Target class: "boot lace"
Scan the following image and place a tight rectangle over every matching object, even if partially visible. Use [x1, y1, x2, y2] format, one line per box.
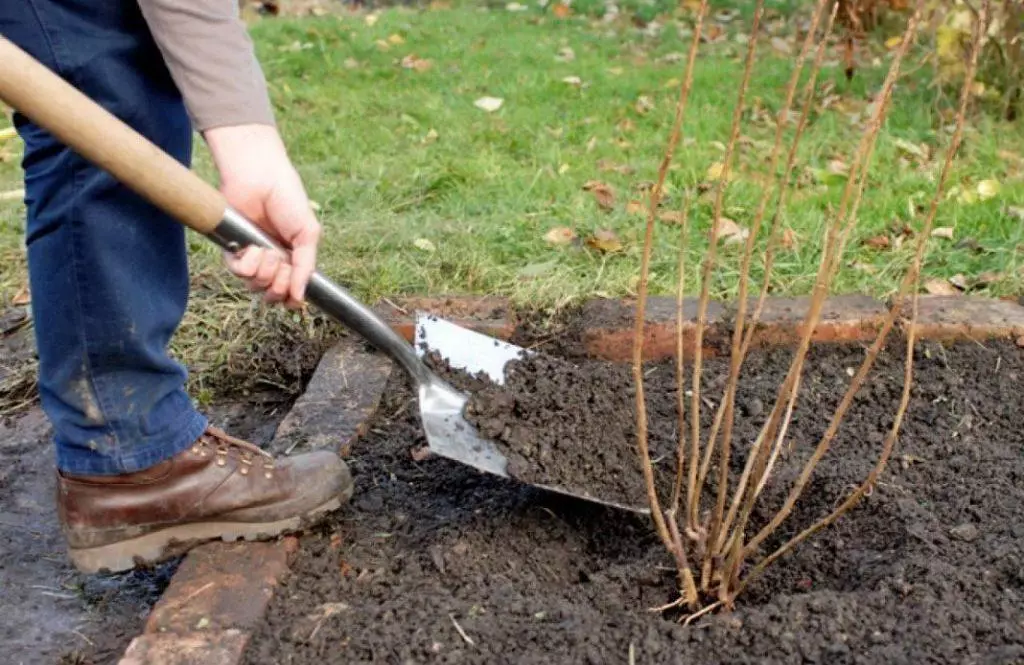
[191, 425, 276, 478]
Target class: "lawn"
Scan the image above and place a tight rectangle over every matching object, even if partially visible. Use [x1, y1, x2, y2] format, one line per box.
[1, 0, 1022, 396]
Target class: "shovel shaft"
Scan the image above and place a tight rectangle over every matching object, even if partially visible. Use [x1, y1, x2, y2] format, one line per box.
[0, 35, 432, 387]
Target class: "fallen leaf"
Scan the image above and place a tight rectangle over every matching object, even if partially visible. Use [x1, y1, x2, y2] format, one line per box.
[561, 75, 583, 87]
[413, 238, 437, 252]
[893, 138, 928, 160]
[411, 445, 431, 462]
[634, 95, 655, 115]
[344, 57, 360, 69]
[543, 227, 576, 245]
[586, 229, 623, 253]
[658, 210, 686, 224]
[557, 163, 570, 175]
[364, 12, 379, 26]
[715, 217, 748, 245]
[0, 188, 25, 202]
[308, 200, 321, 212]
[715, 8, 739, 22]
[924, 278, 959, 296]
[583, 180, 615, 211]
[827, 159, 849, 176]
[555, 46, 575, 62]
[552, 3, 571, 18]
[977, 179, 1001, 200]
[421, 128, 439, 144]
[770, 37, 792, 54]
[863, 235, 891, 250]
[474, 96, 504, 112]
[931, 227, 954, 240]
[11, 286, 29, 306]
[506, 2, 528, 10]
[659, 52, 685, 64]
[626, 200, 647, 216]
[851, 261, 876, 274]
[781, 227, 798, 249]
[606, 66, 623, 76]
[949, 274, 969, 290]
[375, 39, 391, 51]
[586, 136, 597, 152]
[885, 35, 903, 49]
[0, 127, 17, 141]
[1008, 206, 1024, 221]
[387, 33, 406, 45]
[706, 162, 726, 181]
[401, 54, 433, 71]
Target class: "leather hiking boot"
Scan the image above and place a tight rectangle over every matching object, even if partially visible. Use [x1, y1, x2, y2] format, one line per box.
[56, 426, 353, 574]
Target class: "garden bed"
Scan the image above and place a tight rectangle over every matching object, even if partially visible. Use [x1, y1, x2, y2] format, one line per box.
[241, 330, 1024, 664]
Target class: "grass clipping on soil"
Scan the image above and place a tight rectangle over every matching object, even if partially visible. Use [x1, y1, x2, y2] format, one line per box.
[466, 0, 992, 620]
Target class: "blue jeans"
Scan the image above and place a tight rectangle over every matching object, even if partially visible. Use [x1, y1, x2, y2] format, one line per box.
[1, 0, 208, 475]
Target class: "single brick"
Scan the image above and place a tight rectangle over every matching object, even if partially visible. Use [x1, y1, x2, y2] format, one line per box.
[901, 295, 1024, 340]
[119, 630, 248, 665]
[144, 538, 293, 634]
[268, 336, 393, 457]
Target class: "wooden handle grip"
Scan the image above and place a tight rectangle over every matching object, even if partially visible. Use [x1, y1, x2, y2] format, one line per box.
[0, 36, 226, 234]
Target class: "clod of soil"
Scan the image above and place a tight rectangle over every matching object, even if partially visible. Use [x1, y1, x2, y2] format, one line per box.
[462, 353, 648, 508]
[243, 337, 1024, 665]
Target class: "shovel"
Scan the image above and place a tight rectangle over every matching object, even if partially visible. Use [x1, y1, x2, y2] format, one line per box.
[0, 37, 642, 514]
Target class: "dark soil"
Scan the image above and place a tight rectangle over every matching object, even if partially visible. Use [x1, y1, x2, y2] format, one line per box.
[244, 336, 1024, 665]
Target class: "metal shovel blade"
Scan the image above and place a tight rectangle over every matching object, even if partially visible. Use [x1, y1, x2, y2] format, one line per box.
[414, 313, 650, 515]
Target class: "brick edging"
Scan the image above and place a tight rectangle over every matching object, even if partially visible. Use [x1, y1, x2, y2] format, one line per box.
[120, 293, 1024, 664]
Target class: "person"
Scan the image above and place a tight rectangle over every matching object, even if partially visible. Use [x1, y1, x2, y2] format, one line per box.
[0, 0, 352, 574]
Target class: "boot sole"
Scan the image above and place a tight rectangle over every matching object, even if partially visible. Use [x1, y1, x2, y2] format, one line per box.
[67, 496, 343, 575]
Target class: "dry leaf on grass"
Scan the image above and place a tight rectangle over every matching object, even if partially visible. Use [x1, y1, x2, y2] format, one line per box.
[561, 76, 583, 87]
[706, 162, 726, 182]
[626, 200, 647, 216]
[949, 274, 969, 291]
[555, 46, 575, 62]
[977, 179, 1001, 200]
[862, 235, 891, 250]
[474, 97, 504, 112]
[585, 229, 623, 253]
[634, 95, 655, 115]
[387, 33, 406, 45]
[658, 210, 686, 224]
[924, 279, 959, 296]
[582, 180, 615, 211]
[931, 227, 954, 240]
[543, 227, 577, 245]
[11, 286, 30, 306]
[552, 3, 571, 18]
[715, 217, 748, 245]
[770, 37, 792, 54]
[0, 188, 25, 202]
[781, 227, 798, 249]
[401, 55, 433, 71]
[413, 238, 437, 252]
[0, 127, 17, 142]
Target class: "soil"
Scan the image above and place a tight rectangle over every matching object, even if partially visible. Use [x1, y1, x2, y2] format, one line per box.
[243, 335, 1024, 664]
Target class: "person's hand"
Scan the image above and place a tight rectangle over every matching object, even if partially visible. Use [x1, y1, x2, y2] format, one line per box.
[204, 124, 320, 309]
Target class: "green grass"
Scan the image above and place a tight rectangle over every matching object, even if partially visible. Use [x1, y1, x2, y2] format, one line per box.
[2, 1, 1023, 313]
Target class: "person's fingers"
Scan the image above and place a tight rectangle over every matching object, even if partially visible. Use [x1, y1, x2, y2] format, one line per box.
[264, 262, 292, 304]
[225, 245, 262, 279]
[287, 219, 321, 304]
[249, 250, 280, 290]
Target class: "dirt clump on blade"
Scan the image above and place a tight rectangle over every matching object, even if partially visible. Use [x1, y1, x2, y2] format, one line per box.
[461, 353, 649, 508]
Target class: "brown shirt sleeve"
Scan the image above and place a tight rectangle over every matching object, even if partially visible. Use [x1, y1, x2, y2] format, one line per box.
[136, 0, 276, 132]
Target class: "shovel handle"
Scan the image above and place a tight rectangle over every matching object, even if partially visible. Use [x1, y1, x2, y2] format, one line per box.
[0, 35, 435, 387]
[0, 36, 225, 234]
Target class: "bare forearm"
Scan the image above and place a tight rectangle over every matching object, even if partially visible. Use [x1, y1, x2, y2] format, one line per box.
[136, 0, 275, 132]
